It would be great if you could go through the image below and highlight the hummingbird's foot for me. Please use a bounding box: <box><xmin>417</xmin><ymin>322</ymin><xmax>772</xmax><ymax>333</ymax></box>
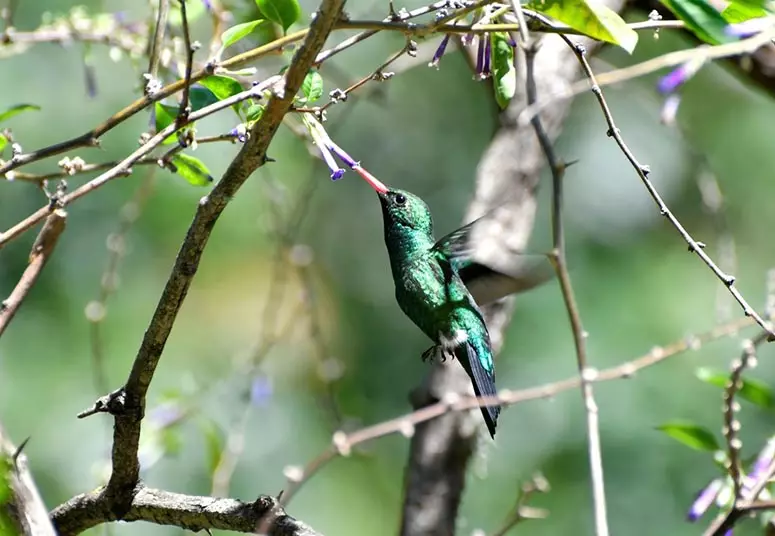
<box><xmin>421</xmin><ymin>345</ymin><xmax>439</xmax><ymax>362</ymax></box>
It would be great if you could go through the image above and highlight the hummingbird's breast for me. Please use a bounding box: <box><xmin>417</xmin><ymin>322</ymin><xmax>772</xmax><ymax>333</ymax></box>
<box><xmin>392</xmin><ymin>251</ymin><xmax>481</xmax><ymax>343</ymax></box>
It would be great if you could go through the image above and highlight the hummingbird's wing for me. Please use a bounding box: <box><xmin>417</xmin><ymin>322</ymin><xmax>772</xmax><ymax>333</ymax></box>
<box><xmin>432</xmin><ymin>220</ymin><xmax>554</xmax><ymax>306</ymax></box>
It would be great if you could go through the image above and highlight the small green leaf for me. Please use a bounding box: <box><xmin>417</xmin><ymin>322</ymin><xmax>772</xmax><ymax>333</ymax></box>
<box><xmin>0</xmin><ymin>103</ymin><xmax>40</xmax><ymax>124</ymax></box>
<box><xmin>0</xmin><ymin>135</ymin><xmax>7</xmax><ymax>154</ymax></box>
<box><xmin>200</xmin><ymin>75</ymin><xmax>245</xmax><ymax>117</ymax></box>
<box><xmin>721</xmin><ymin>3</ymin><xmax>768</xmax><ymax>22</ymax></box>
<box><xmin>660</xmin><ymin>0</ymin><xmax>735</xmax><ymax>44</ymax></box>
<box><xmin>301</xmin><ymin>70</ymin><xmax>323</xmax><ymax>103</ymax></box>
<box><xmin>154</xmin><ymin>103</ymin><xmax>181</xmax><ymax>145</ymax></box>
<box><xmin>246</xmin><ymin>103</ymin><xmax>265</xmax><ymax>122</ymax></box>
<box><xmin>170</xmin><ymin>153</ymin><xmax>213</xmax><ymax>186</ymax></box>
<box><xmin>220</xmin><ymin>19</ymin><xmax>267</xmax><ymax>49</ymax></box>
<box><xmin>256</xmin><ymin>0</ymin><xmax>302</xmax><ymax>32</ymax></box>
<box><xmin>529</xmin><ymin>0</ymin><xmax>638</xmax><ymax>53</ymax></box>
<box><xmin>657</xmin><ymin>421</ymin><xmax>720</xmax><ymax>451</ymax></box>
<box><xmin>200</xmin><ymin>76</ymin><xmax>244</xmax><ymax>101</ymax></box>
<box><xmin>198</xmin><ymin>419</ymin><xmax>225</xmax><ymax>475</ymax></box>
<box><xmin>491</xmin><ymin>32</ymin><xmax>516</xmax><ymax>109</ymax></box>
<box><xmin>696</xmin><ymin>367</ymin><xmax>775</xmax><ymax>409</ymax></box>
<box><xmin>188</xmin><ymin>87</ymin><xmax>219</xmax><ymax>112</ymax></box>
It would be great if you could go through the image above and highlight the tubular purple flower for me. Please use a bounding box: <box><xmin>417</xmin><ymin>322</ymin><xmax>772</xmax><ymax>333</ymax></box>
<box><xmin>304</xmin><ymin>116</ymin><xmax>346</xmax><ymax>180</ymax></box>
<box><xmin>325</xmin><ymin>139</ymin><xmax>359</xmax><ymax>169</ymax></box>
<box><xmin>657</xmin><ymin>64</ymin><xmax>689</xmax><ymax>94</ymax></box>
<box><xmin>725</xmin><ymin>16</ymin><xmax>773</xmax><ymax>38</ymax></box>
<box><xmin>483</xmin><ymin>34</ymin><xmax>492</xmax><ymax>77</ymax></box>
<box><xmin>475</xmin><ymin>36</ymin><xmax>486</xmax><ymax>79</ymax></box>
<box><xmin>687</xmin><ymin>478</ymin><xmax>723</xmax><ymax>522</ymax></box>
<box><xmin>429</xmin><ymin>34</ymin><xmax>451</xmax><ymax>69</ymax></box>
<box><xmin>250</xmin><ymin>376</ymin><xmax>272</xmax><ymax>406</ymax></box>
<box><xmin>660</xmin><ymin>94</ymin><xmax>681</xmax><ymax>126</ymax></box>
<box><xmin>743</xmin><ymin>437</ymin><xmax>775</xmax><ymax>495</ymax></box>
<box><xmin>201</xmin><ymin>0</ymin><xmax>214</xmax><ymax>11</ymax></box>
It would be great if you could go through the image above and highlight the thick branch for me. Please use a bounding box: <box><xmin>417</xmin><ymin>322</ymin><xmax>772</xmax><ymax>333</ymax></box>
<box><xmin>50</xmin><ymin>486</ymin><xmax>320</xmax><ymax>536</ymax></box>
<box><xmin>50</xmin><ymin>0</ymin><xmax>345</xmax><ymax>533</ymax></box>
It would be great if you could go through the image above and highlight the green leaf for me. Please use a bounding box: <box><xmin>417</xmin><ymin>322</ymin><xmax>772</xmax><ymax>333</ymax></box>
<box><xmin>220</xmin><ymin>19</ymin><xmax>267</xmax><ymax>49</ymax></box>
<box><xmin>200</xmin><ymin>76</ymin><xmax>244</xmax><ymax>101</ymax></box>
<box><xmin>0</xmin><ymin>135</ymin><xmax>7</xmax><ymax>154</ymax></box>
<box><xmin>200</xmin><ymin>75</ymin><xmax>245</xmax><ymax>117</ymax></box>
<box><xmin>246</xmin><ymin>103</ymin><xmax>265</xmax><ymax>122</ymax></box>
<box><xmin>0</xmin><ymin>104</ymin><xmax>40</xmax><ymax>124</ymax></box>
<box><xmin>188</xmin><ymin>87</ymin><xmax>219</xmax><ymax>112</ymax></box>
<box><xmin>256</xmin><ymin>0</ymin><xmax>302</xmax><ymax>32</ymax></box>
<box><xmin>721</xmin><ymin>3</ymin><xmax>768</xmax><ymax>23</ymax></box>
<box><xmin>660</xmin><ymin>0</ymin><xmax>735</xmax><ymax>44</ymax></box>
<box><xmin>154</xmin><ymin>103</ymin><xmax>181</xmax><ymax>145</ymax></box>
<box><xmin>657</xmin><ymin>421</ymin><xmax>720</xmax><ymax>451</ymax></box>
<box><xmin>528</xmin><ymin>0</ymin><xmax>638</xmax><ymax>53</ymax></box>
<box><xmin>198</xmin><ymin>419</ymin><xmax>225</xmax><ymax>475</ymax></box>
<box><xmin>491</xmin><ymin>32</ymin><xmax>516</xmax><ymax>109</ymax></box>
<box><xmin>301</xmin><ymin>70</ymin><xmax>323</xmax><ymax>103</ymax></box>
<box><xmin>170</xmin><ymin>153</ymin><xmax>213</xmax><ymax>186</ymax></box>
<box><xmin>696</xmin><ymin>367</ymin><xmax>775</xmax><ymax>409</ymax></box>
<box><xmin>169</xmin><ymin>0</ymin><xmax>206</xmax><ymax>26</ymax></box>
<box><xmin>0</xmin><ymin>456</ymin><xmax>11</xmax><ymax>505</ymax></box>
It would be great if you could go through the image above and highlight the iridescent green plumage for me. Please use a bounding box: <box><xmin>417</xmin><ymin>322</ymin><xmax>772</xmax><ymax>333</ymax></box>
<box><xmin>357</xmin><ymin>169</ymin><xmax>550</xmax><ymax>438</ymax></box>
<box><xmin>377</xmin><ymin>188</ymin><xmax>500</xmax><ymax>437</ymax></box>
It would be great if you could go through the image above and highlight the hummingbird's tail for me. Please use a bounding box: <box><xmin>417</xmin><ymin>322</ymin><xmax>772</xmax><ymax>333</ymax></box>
<box><xmin>456</xmin><ymin>341</ymin><xmax>500</xmax><ymax>438</ymax></box>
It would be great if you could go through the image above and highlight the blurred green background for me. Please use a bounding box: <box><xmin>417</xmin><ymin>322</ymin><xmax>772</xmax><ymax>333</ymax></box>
<box><xmin>1</xmin><ymin>1</ymin><xmax>774</xmax><ymax>535</ymax></box>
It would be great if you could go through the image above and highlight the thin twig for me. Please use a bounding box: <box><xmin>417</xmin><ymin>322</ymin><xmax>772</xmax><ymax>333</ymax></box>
<box><xmin>568</xmin><ymin>43</ymin><xmax>775</xmax><ymax>341</ymax></box>
<box><xmin>512</xmin><ymin>1</ymin><xmax>608</xmax><ymax>533</ymax></box>
<box><xmin>0</xmin><ymin>79</ymin><xmax>281</xmax><ymax>249</ymax></box>
<box><xmin>277</xmin><ymin>315</ymin><xmax>755</xmax><ymax>507</ymax></box>
<box><xmin>0</xmin><ymin>208</ymin><xmax>67</xmax><ymax>337</ymax></box>
<box><xmin>176</xmin><ymin>0</ymin><xmax>194</xmax><ymax>123</ymax></box>
<box><xmin>88</xmin><ymin>171</ymin><xmax>157</xmax><ymax>394</ymax></box>
<box><xmin>146</xmin><ymin>0</ymin><xmax>170</xmax><ymax>89</ymax></box>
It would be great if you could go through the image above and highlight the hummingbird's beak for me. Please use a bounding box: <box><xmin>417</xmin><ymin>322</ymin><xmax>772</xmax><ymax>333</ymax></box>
<box><xmin>354</xmin><ymin>167</ymin><xmax>389</xmax><ymax>194</ymax></box>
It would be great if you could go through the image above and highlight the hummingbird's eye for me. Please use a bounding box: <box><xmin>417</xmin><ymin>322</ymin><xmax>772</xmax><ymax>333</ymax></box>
<box><xmin>394</xmin><ymin>193</ymin><xmax>407</xmax><ymax>206</ymax></box>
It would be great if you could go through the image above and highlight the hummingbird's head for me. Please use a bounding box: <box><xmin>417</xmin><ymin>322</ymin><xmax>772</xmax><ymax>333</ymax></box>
<box><xmin>354</xmin><ymin>167</ymin><xmax>433</xmax><ymax>237</ymax></box>
<box><xmin>376</xmin><ymin>188</ymin><xmax>433</xmax><ymax>236</ymax></box>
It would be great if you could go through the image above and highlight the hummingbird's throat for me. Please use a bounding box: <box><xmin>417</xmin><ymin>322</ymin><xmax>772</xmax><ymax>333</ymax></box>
<box><xmin>354</xmin><ymin>167</ymin><xmax>389</xmax><ymax>193</ymax></box>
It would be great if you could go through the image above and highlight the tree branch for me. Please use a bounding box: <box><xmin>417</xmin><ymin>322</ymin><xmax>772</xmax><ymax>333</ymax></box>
<box><xmin>50</xmin><ymin>486</ymin><xmax>321</xmax><ymax>536</ymax></box>
<box><xmin>49</xmin><ymin>0</ymin><xmax>346</xmax><ymax>533</ymax></box>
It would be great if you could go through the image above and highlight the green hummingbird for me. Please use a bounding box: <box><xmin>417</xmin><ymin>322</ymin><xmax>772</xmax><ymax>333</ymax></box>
<box><xmin>356</xmin><ymin>169</ymin><xmax>550</xmax><ymax>438</ymax></box>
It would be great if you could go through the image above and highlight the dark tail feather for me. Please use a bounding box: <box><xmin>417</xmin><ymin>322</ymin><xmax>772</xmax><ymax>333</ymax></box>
<box><xmin>456</xmin><ymin>341</ymin><xmax>501</xmax><ymax>438</ymax></box>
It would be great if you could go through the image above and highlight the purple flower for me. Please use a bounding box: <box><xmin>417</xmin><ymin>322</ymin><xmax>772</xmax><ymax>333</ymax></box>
<box><xmin>201</xmin><ymin>0</ymin><xmax>214</xmax><ymax>11</ymax></box>
<box><xmin>660</xmin><ymin>94</ymin><xmax>681</xmax><ymax>125</ymax></box>
<box><xmin>475</xmin><ymin>35</ymin><xmax>487</xmax><ymax>79</ymax></box>
<box><xmin>148</xmin><ymin>402</ymin><xmax>183</xmax><ymax>428</ymax></box>
<box><xmin>250</xmin><ymin>376</ymin><xmax>272</xmax><ymax>406</ymax></box>
<box><xmin>743</xmin><ymin>437</ymin><xmax>775</xmax><ymax>496</ymax></box>
<box><xmin>688</xmin><ymin>478</ymin><xmax>723</xmax><ymax>522</ymax></box>
<box><xmin>429</xmin><ymin>34</ymin><xmax>451</xmax><ymax>69</ymax></box>
<box><xmin>483</xmin><ymin>34</ymin><xmax>492</xmax><ymax>77</ymax></box>
<box><xmin>326</xmin><ymin>140</ymin><xmax>359</xmax><ymax>169</ymax></box>
<box><xmin>304</xmin><ymin>116</ymin><xmax>346</xmax><ymax>180</ymax></box>
<box><xmin>657</xmin><ymin>64</ymin><xmax>690</xmax><ymax>94</ymax></box>
<box><xmin>229</xmin><ymin>124</ymin><xmax>247</xmax><ymax>143</ymax></box>
<box><xmin>725</xmin><ymin>16</ymin><xmax>773</xmax><ymax>38</ymax></box>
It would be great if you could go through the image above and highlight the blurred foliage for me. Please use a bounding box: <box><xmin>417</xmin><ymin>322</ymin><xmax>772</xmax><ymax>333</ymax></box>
<box><xmin>1</xmin><ymin>1</ymin><xmax>775</xmax><ymax>535</ymax></box>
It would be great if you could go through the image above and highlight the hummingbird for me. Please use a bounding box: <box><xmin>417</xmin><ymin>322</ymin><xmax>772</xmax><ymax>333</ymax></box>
<box><xmin>356</xmin><ymin>168</ymin><xmax>550</xmax><ymax>438</ymax></box>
